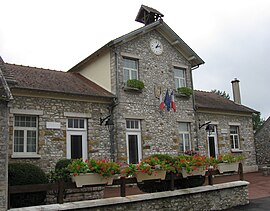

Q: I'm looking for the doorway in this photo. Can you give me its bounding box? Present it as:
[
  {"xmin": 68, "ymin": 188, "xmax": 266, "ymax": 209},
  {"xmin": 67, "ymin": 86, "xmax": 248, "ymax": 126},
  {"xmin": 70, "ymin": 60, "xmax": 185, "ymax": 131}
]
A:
[{"xmin": 207, "ymin": 125, "xmax": 218, "ymax": 158}]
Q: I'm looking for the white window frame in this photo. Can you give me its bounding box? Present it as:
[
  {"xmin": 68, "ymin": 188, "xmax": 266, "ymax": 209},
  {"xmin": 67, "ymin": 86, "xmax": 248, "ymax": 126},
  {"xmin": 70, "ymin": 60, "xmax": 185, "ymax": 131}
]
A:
[
  {"xmin": 230, "ymin": 126, "xmax": 240, "ymax": 150},
  {"xmin": 174, "ymin": 67, "xmax": 186, "ymax": 89},
  {"xmin": 126, "ymin": 119, "xmax": 142, "ymax": 164},
  {"xmin": 12, "ymin": 115, "xmax": 38, "ymax": 157},
  {"xmin": 123, "ymin": 58, "xmax": 139, "ymax": 83},
  {"xmin": 179, "ymin": 122, "xmax": 191, "ymax": 152},
  {"xmin": 66, "ymin": 118, "xmax": 88, "ymax": 161}
]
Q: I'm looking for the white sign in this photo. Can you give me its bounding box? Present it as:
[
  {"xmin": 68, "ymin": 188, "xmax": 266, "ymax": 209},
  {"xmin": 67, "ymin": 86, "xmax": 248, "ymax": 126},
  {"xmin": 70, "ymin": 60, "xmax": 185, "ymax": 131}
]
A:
[{"xmin": 46, "ymin": 122, "xmax": 61, "ymax": 129}]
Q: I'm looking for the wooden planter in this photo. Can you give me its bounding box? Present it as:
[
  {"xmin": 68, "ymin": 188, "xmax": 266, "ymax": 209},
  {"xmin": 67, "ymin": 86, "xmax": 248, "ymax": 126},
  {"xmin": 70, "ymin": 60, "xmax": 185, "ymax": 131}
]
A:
[
  {"xmin": 71, "ymin": 173, "xmax": 114, "ymax": 187},
  {"xmin": 134, "ymin": 170, "xmax": 166, "ymax": 182},
  {"xmin": 181, "ymin": 166, "xmax": 206, "ymax": 178},
  {"xmin": 217, "ymin": 163, "xmax": 239, "ymax": 174}
]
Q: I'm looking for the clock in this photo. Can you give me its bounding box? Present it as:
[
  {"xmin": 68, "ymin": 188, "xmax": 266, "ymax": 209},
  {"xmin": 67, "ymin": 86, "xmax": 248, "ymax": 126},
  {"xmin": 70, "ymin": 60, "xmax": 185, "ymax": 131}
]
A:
[{"xmin": 150, "ymin": 39, "xmax": 163, "ymax": 55}]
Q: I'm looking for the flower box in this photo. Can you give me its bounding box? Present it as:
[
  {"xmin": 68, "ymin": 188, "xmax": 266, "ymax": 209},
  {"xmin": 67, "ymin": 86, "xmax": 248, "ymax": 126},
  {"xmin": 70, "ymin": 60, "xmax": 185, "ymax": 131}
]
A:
[
  {"xmin": 181, "ymin": 166, "xmax": 206, "ymax": 178},
  {"xmin": 134, "ymin": 170, "xmax": 166, "ymax": 182},
  {"xmin": 71, "ymin": 173, "xmax": 113, "ymax": 187},
  {"xmin": 217, "ymin": 163, "xmax": 239, "ymax": 174}
]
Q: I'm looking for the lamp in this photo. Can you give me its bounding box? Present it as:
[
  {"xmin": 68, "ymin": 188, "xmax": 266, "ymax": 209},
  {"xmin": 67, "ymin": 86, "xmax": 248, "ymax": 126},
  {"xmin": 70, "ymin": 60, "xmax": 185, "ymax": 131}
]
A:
[{"xmin": 100, "ymin": 114, "xmax": 114, "ymax": 131}]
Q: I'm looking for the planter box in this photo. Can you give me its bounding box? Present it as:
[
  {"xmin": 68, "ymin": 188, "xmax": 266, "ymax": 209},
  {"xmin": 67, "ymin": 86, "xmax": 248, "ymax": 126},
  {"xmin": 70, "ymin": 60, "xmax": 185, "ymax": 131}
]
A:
[
  {"xmin": 71, "ymin": 173, "xmax": 113, "ymax": 187},
  {"xmin": 217, "ymin": 163, "xmax": 239, "ymax": 174},
  {"xmin": 181, "ymin": 166, "xmax": 206, "ymax": 178},
  {"xmin": 134, "ymin": 170, "xmax": 166, "ymax": 182}
]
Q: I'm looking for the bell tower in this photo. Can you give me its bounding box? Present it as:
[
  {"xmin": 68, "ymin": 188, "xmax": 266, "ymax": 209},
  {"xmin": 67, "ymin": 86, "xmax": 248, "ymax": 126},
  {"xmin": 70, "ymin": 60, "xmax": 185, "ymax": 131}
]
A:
[{"xmin": 135, "ymin": 5, "xmax": 164, "ymax": 25}]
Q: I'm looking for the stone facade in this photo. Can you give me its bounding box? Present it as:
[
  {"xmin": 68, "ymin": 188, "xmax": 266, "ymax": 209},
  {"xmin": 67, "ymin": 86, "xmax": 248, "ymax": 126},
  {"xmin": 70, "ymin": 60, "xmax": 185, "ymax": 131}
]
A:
[
  {"xmin": 196, "ymin": 112, "xmax": 257, "ymax": 172},
  {"xmin": 0, "ymin": 101, "xmax": 8, "ymax": 211},
  {"xmin": 46, "ymin": 186, "xmax": 104, "ymax": 204},
  {"xmin": 111, "ymin": 30, "xmax": 196, "ymax": 162},
  {"xmin": 254, "ymin": 117, "xmax": 270, "ymax": 166},
  {"xmin": 8, "ymin": 95, "xmax": 112, "ymax": 172}
]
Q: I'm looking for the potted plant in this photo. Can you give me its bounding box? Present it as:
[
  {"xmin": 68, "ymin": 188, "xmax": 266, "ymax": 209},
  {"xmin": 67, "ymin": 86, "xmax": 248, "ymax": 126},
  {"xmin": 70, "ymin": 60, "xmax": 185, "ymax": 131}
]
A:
[
  {"xmin": 122, "ymin": 156, "xmax": 167, "ymax": 182},
  {"xmin": 177, "ymin": 87, "xmax": 193, "ymax": 97},
  {"xmin": 174, "ymin": 155, "xmax": 208, "ymax": 178},
  {"xmin": 216, "ymin": 154, "xmax": 244, "ymax": 173},
  {"xmin": 124, "ymin": 79, "xmax": 145, "ymax": 92},
  {"xmin": 68, "ymin": 159, "xmax": 121, "ymax": 187}
]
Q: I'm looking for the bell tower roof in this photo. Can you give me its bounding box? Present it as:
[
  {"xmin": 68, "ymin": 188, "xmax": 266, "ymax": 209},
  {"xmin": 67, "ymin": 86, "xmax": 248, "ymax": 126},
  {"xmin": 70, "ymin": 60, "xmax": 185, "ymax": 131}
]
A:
[{"xmin": 135, "ymin": 5, "xmax": 164, "ymax": 25}]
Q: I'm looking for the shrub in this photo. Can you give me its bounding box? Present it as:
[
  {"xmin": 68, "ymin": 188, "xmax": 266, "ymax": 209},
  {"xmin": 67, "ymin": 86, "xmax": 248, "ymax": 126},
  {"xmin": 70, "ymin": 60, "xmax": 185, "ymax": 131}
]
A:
[
  {"xmin": 8, "ymin": 163, "xmax": 48, "ymax": 208},
  {"xmin": 177, "ymin": 87, "xmax": 193, "ymax": 96},
  {"xmin": 127, "ymin": 79, "xmax": 145, "ymax": 90},
  {"xmin": 48, "ymin": 159, "xmax": 72, "ymax": 183}
]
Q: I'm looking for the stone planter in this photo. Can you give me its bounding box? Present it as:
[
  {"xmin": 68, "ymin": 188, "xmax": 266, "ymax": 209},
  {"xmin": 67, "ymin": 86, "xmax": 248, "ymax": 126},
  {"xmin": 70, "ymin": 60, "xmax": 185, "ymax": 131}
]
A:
[
  {"xmin": 134, "ymin": 170, "xmax": 166, "ymax": 182},
  {"xmin": 217, "ymin": 163, "xmax": 239, "ymax": 174},
  {"xmin": 71, "ymin": 173, "xmax": 113, "ymax": 187},
  {"xmin": 181, "ymin": 166, "xmax": 206, "ymax": 178}
]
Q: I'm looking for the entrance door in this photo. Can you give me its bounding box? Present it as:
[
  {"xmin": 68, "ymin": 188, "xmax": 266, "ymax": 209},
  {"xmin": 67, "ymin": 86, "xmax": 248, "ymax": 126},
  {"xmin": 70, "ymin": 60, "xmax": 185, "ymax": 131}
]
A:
[
  {"xmin": 126, "ymin": 132, "xmax": 142, "ymax": 164},
  {"xmin": 207, "ymin": 125, "xmax": 218, "ymax": 158},
  {"xmin": 71, "ymin": 135, "xmax": 83, "ymax": 159},
  {"xmin": 67, "ymin": 131, "xmax": 87, "ymax": 160}
]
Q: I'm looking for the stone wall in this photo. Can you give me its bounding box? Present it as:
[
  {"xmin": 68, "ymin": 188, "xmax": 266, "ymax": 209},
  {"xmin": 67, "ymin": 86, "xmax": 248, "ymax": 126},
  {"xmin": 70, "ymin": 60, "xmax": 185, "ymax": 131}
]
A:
[
  {"xmin": 0, "ymin": 101, "xmax": 8, "ymax": 211},
  {"xmin": 8, "ymin": 95, "xmax": 112, "ymax": 172},
  {"xmin": 111, "ymin": 30, "xmax": 197, "ymax": 162},
  {"xmin": 46, "ymin": 186, "xmax": 104, "ymax": 204},
  {"xmin": 9, "ymin": 181, "xmax": 249, "ymax": 211},
  {"xmin": 254, "ymin": 117, "xmax": 270, "ymax": 166},
  {"xmin": 196, "ymin": 112, "xmax": 257, "ymax": 171}
]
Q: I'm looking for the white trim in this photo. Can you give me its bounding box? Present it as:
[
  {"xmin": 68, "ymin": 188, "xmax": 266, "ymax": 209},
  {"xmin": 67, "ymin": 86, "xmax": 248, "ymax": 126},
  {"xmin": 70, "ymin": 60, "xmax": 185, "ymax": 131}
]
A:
[
  {"xmin": 121, "ymin": 52, "xmax": 141, "ymax": 60},
  {"xmin": 10, "ymin": 108, "xmax": 43, "ymax": 115},
  {"xmin": 207, "ymin": 125, "xmax": 219, "ymax": 158},
  {"xmin": 172, "ymin": 63, "xmax": 188, "ymax": 69},
  {"xmin": 123, "ymin": 115, "xmax": 144, "ymax": 120},
  {"xmin": 177, "ymin": 119, "xmax": 192, "ymax": 123},
  {"xmin": 11, "ymin": 154, "xmax": 41, "ymax": 158},
  {"xmin": 228, "ymin": 122, "xmax": 241, "ymax": 126},
  {"xmin": 231, "ymin": 149, "xmax": 243, "ymax": 153},
  {"xmin": 64, "ymin": 112, "xmax": 91, "ymax": 118},
  {"xmin": 66, "ymin": 130, "xmax": 87, "ymax": 161},
  {"xmin": 206, "ymin": 121, "xmax": 219, "ymax": 125},
  {"xmin": 126, "ymin": 131, "xmax": 142, "ymax": 164},
  {"xmin": 46, "ymin": 122, "xmax": 61, "ymax": 129}
]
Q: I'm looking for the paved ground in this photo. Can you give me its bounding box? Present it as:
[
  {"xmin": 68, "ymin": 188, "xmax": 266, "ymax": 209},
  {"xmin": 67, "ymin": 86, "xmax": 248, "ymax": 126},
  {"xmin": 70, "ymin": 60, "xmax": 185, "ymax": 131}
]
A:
[{"xmin": 104, "ymin": 172, "xmax": 270, "ymax": 210}]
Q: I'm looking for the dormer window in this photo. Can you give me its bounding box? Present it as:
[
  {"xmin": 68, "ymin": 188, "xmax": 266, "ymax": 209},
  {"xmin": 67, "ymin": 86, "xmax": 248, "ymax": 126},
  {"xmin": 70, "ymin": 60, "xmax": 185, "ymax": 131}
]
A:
[
  {"xmin": 174, "ymin": 67, "xmax": 186, "ymax": 89},
  {"xmin": 123, "ymin": 58, "xmax": 138, "ymax": 83}
]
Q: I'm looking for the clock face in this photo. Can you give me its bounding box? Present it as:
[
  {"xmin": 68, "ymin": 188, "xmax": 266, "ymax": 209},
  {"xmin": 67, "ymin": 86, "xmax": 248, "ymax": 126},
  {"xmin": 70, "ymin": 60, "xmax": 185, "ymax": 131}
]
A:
[{"xmin": 150, "ymin": 39, "xmax": 163, "ymax": 55}]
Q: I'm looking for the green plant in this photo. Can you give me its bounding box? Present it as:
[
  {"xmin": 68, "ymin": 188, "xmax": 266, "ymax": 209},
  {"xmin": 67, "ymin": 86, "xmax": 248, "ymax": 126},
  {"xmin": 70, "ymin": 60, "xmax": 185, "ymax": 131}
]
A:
[
  {"xmin": 67, "ymin": 159, "xmax": 121, "ymax": 178},
  {"xmin": 217, "ymin": 154, "xmax": 244, "ymax": 163},
  {"xmin": 88, "ymin": 159, "xmax": 121, "ymax": 178},
  {"xmin": 122, "ymin": 156, "xmax": 168, "ymax": 177},
  {"xmin": 67, "ymin": 158, "xmax": 89, "ymax": 176},
  {"xmin": 174, "ymin": 155, "xmax": 208, "ymax": 174},
  {"xmin": 48, "ymin": 159, "xmax": 72, "ymax": 183},
  {"xmin": 8, "ymin": 163, "xmax": 48, "ymax": 208},
  {"xmin": 177, "ymin": 87, "xmax": 193, "ymax": 96},
  {"xmin": 127, "ymin": 79, "xmax": 145, "ymax": 90}
]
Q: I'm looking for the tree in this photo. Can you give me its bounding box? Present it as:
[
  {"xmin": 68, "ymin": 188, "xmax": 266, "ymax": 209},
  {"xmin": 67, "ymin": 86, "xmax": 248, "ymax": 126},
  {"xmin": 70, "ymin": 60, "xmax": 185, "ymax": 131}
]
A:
[
  {"xmin": 211, "ymin": 89, "xmax": 230, "ymax": 99},
  {"xmin": 252, "ymin": 112, "xmax": 265, "ymax": 133}
]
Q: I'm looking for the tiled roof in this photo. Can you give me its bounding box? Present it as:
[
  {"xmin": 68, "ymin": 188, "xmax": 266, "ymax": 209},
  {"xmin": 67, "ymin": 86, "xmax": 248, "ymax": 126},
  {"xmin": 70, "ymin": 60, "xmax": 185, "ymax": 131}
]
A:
[
  {"xmin": 194, "ymin": 90, "xmax": 256, "ymax": 114},
  {"xmin": 3, "ymin": 63, "xmax": 115, "ymax": 99}
]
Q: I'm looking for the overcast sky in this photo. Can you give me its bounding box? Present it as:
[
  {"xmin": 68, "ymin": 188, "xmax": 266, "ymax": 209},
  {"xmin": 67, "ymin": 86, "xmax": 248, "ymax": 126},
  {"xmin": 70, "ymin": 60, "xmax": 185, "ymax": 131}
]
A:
[{"xmin": 1, "ymin": 0, "xmax": 270, "ymax": 119}]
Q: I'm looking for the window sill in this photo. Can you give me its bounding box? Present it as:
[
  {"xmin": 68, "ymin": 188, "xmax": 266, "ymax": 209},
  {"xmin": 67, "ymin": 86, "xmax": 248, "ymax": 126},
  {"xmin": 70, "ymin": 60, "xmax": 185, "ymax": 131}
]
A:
[
  {"xmin": 175, "ymin": 93, "xmax": 191, "ymax": 99},
  {"xmin": 11, "ymin": 154, "xmax": 41, "ymax": 159},
  {"xmin": 123, "ymin": 86, "xmax": 143, "ymax": 93},
  {"xmin": 231, "ymin": 149, "xmax": 243, "ymax": 153}
]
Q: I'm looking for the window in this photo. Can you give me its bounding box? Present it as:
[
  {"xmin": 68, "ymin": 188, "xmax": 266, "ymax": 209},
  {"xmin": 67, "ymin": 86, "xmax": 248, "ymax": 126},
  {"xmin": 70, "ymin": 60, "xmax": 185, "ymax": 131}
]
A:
[
  {"xmin": 174, "ymin": 67, "xmax": 186, "ymax": 89},
  {"xmin": 179, "ymin": 122, "xmax": 191, "ymax": 152},
  {"xmin": 68, "ymin": 118, "xmax": 85, "ymax": 129},
  {"xmin": 126, "ymin": 119, "xmax": 141, "ymax": 164},
  {"xmin": 123, "ymin": 58, "xmax": 138, "ymax": 83},
  {"xmin": 13, "ymin": 115, "xmax": 38, "ymax": 154},
  {"xmin": 230, "ymin": 126, "xmax": 240, "ymax": 149}
]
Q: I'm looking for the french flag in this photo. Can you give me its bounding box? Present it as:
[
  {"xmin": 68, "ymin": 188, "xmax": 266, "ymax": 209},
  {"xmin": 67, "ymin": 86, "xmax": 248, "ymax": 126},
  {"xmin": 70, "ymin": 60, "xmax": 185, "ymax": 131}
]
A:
[
  {"xmin": 171, "ymin": 90, "xmax": 176, "ymax": 112},
  {"xmin": 164, "ymin": 89, "xmax": 171, "ymax": 111},
  {"xmin": 159, "ymin": 90, "xmax": 165, "ymax": 111}
]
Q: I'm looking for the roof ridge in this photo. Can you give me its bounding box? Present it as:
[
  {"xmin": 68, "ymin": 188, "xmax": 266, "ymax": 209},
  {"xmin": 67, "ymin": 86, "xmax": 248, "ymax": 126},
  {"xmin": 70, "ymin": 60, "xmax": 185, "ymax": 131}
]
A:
[{"xmin": 5, "ymin": 62, "xmax": 63, "ymax": 72}]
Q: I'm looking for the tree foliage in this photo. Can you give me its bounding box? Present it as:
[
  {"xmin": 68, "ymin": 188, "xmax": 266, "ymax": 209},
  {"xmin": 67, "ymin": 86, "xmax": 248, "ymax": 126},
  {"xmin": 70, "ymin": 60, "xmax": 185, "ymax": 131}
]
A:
[
  {"xmin": 211, "ymin": 89, "xmax": 230, "ymax": 99},
  {"xmin": 252, "ymin": 112, "xmax": 265, "ymax": 132}
]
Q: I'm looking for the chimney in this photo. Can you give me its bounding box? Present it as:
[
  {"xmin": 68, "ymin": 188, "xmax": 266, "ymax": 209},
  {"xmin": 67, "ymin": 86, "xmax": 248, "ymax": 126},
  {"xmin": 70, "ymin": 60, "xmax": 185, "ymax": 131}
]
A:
[{"xmin": 231, "ymin": 78, "xmax": 241, "ymax": 104}]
